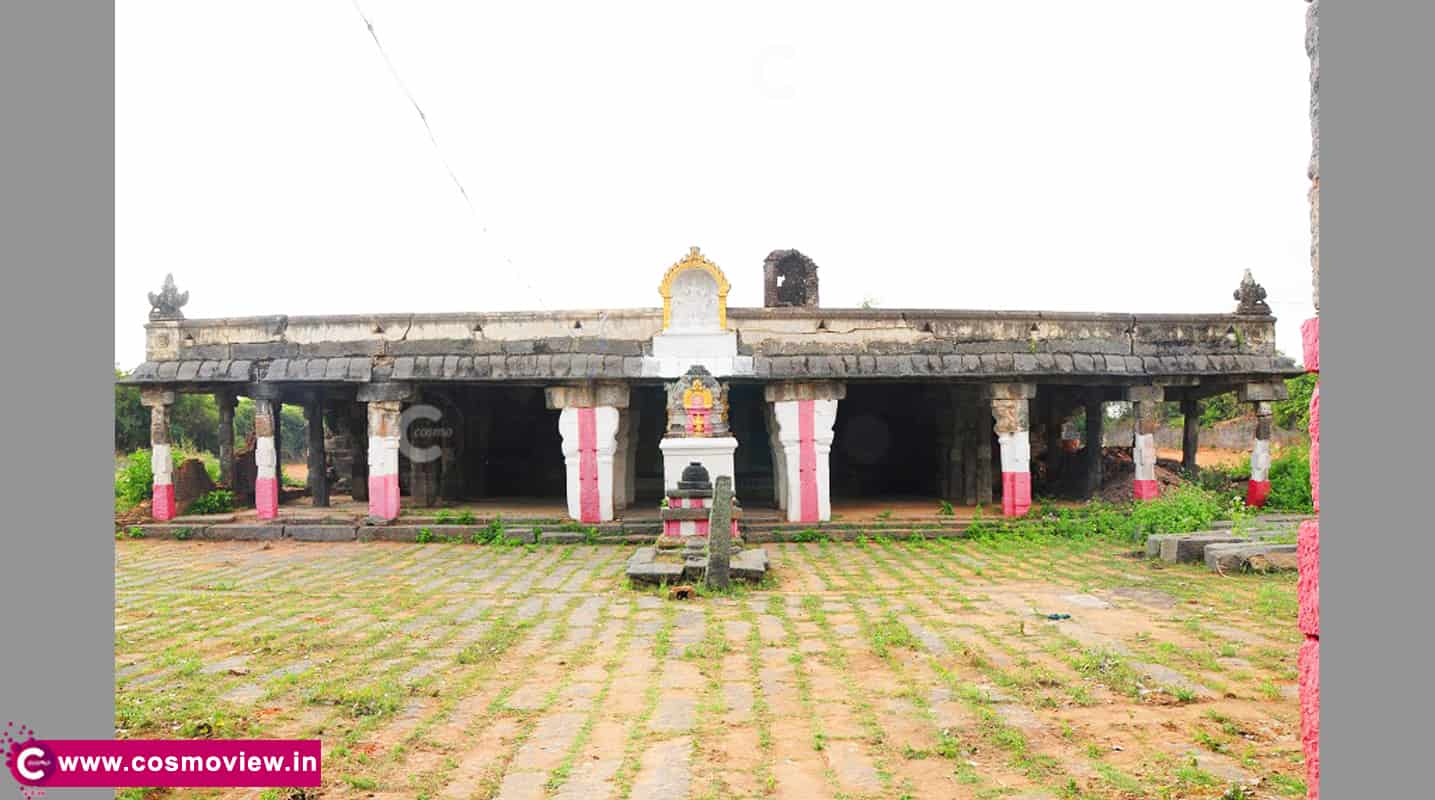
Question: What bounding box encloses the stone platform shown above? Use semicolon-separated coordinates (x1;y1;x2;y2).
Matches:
625;545;769;585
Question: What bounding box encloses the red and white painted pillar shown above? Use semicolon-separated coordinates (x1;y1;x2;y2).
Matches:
141;388;176;521
1128;385;1164;501
365;400;402;521
1248;404;1274;507
766;382;845;524
548;382;629;524
252;396;280;520
986;383;1036;517
1236;382;1290;509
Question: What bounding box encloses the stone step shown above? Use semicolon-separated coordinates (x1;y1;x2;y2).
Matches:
1146;529;1291;562
1205;542;1299;573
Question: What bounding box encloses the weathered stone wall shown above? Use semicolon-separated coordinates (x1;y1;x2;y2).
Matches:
1098;417;1304;451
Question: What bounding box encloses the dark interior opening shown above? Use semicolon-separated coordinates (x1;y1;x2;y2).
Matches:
729;382;776;507
830;382;944;500
631;385;667;504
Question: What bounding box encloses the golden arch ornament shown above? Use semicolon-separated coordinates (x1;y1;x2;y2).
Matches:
658;246;731;331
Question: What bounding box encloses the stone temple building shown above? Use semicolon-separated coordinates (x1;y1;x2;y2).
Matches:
122;248;1300;524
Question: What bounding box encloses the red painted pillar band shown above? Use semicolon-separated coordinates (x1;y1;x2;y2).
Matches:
1001;472;1031;517
367;473;399;520
1132;480;1159;501
256;477;278;520
1246;479;1272;508
797;399;819;523
577;407;600;523
152;484;176;521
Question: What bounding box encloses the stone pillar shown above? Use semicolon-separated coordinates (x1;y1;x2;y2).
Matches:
974;392;993;507
547;382;629;523
250;384;281;520
1181;394;1201;474
304;393;329;507
985;383;1035;517
349;402;369;502
1127;385;1164;501
140;388;176;520
613;406;633;512
1237;382;1289;508
765;381;844;523
624;402;641;508
1083;391;1104;499
217;391;236;488
764;402;788;513
937;387;963;502
358;382;414;521
1043;391;1064;485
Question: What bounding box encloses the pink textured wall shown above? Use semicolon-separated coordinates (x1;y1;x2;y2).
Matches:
1299;316;1319;799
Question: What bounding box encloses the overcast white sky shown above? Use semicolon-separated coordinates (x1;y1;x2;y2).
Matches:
116;1;1314;370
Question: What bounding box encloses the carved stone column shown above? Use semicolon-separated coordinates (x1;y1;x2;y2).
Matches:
140;388;176;520
1127;385;1164;501
358;382;415;521
217;391;237;489
1237;382;1289;508
250;383;281;520
984;383;1035;517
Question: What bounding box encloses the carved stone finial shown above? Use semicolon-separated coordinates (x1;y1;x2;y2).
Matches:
147;273;189;320
1233;269;1271;315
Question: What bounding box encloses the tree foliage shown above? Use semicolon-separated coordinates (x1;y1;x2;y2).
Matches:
114;370;307;461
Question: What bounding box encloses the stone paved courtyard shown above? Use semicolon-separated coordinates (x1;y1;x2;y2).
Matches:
116;538;1307;799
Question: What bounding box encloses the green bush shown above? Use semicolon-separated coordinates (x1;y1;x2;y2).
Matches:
186;489;235;515
1274;373;1317;432
1126;485;1223;542
1264;445;1313;512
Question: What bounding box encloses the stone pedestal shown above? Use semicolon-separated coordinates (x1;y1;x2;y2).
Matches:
141;388;176;521
659;436;737;492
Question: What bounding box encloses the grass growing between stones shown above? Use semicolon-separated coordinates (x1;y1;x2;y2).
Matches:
116;533;1305;800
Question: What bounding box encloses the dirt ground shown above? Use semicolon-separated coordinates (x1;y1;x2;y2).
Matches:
116;538;1306;799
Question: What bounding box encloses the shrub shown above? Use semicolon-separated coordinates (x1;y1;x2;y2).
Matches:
1126;485;1222;542
186;489;235;515
115;450;155;508
1264;445;1313;512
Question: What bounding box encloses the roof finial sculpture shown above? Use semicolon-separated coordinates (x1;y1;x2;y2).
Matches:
148;273;189;320
1233;269;1271;316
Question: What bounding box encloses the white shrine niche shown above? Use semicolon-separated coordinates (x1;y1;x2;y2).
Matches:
647;246;752;378
668;269;721;332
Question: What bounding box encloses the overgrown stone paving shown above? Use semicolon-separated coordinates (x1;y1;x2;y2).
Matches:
116;539;1308;799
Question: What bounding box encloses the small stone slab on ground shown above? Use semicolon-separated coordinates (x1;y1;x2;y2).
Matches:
198;524;283;541
171;513;236;524
286;525;357;542
1205;543;1299;573
1147;529;1290;561
626;544;768;584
